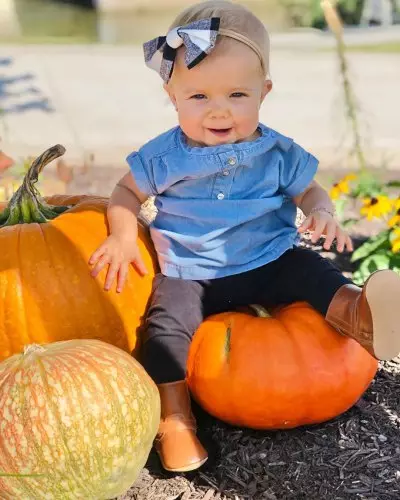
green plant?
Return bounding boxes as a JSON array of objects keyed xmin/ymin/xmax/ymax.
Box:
[
  {"xmin": 330, "ymin": 173, "xmax": 400, "ymax": 284},
  {"xmin": 280, "ymin": 0, "xmax": 365, "ymax": 28},
  {"xmin": 320, "ymin": 1, "xmax": 400, "ymax": 284}
]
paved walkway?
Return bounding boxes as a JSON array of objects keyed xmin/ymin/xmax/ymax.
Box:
[{"xmin": 1, "ymin": 28, "xmax": 400, "ymax": 170}]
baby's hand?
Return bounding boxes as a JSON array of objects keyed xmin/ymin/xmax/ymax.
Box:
[
  {"xmin": 298, "ymin": 210, "xmax": 353, "ymax": 253},
  {"xmin": 89, "ymin": 234, "xmax": 148, "ymax": 292}
]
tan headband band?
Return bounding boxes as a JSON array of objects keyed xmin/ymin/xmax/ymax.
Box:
[{"xmin": 218, "ymin": 28, "xmax": 266, "ymax": 73}]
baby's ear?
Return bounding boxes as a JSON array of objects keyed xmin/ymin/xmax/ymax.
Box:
[
  {"xmin": 261, "ymin": 79, "xmax": 273, "ymax": 103},
  {"xmin": 164, "ymin": 83, "xmax": 178, "ymax": 111}
]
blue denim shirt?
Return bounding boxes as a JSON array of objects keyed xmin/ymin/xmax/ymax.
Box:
[{"xmin": 127, "ymin": 123, "xmax": 318, "ymax": 279}]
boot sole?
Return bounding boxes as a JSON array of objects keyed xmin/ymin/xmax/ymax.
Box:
[
  {"xmin": 366, "ymin": 270, "xmax": 400, "ymax": 360},
  {"xmin": 161, "ymin": 456, "xmax": 208, "ymax": 472}
]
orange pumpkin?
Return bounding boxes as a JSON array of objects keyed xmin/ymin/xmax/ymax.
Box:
[
  {"xmin": 187, "ymin": 302, "xmax": 378, "ymax": 429},
  {"xmin": 0, "ymin": 339, "xmax": 160, "ymax": 498},
  {"xmin": 0, "ymin": 145, "xmax": 157, "ymax": 361}
]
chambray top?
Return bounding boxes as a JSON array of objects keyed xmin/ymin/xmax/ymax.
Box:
[{"xmin": 127, "ymin": 123, "xmax": 318, "ymax": 279}]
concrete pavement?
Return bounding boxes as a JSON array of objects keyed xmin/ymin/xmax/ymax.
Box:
[{"xmin": 1, "ymin": 29, "xmax": 400, "ymax": 171}]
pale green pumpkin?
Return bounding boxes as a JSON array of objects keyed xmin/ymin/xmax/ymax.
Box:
[{"xmin": 0, "ymin": 339, "xmax": 160, "ymax": 499}]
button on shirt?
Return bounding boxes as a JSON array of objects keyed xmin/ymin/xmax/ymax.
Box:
[{"xmin": 127, "ymin": 123, "xmax": 318, "ymax": 280}]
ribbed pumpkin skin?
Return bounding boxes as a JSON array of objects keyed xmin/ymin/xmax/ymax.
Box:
[
  {"xmin": 0, "ymin": 339, "xmax": 160, "ymax": 499},
  {"xmin": 187, "ymin": 302, "xmax": 378, "ymax": 430},
  {"xmin": 0, "ymin": 195, "xmax": 157, "ymax": 362}
]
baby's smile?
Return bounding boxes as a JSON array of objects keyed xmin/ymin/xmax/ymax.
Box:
[{"xmin": 207, "ymin": 127, "xmax": 233, "ymax": 137}]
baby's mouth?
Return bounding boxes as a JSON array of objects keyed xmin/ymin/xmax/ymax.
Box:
[{"xmin": 208, "ymin": 128, "xmax": 232, "ymax": 136}]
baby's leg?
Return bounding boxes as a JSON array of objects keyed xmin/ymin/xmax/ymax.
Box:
[
  {"xmin": 268, "ymin": 246, "xmax": 351, "ymax": 316},
  {"xmin": 269, "ymin": 246, "xmax": 400, "ymax": 360},
  {"xmin": 140, "ymin": 273, "xmax": 207, "ymax": 473},
  {"xmin": 141, "ymin": 273, "xmax": 205, "ymax": 383}
]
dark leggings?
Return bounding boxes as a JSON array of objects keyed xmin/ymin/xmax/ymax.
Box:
[{"xmin": 140, "ymin": 246, "xmax": 352, "ymax": 383}]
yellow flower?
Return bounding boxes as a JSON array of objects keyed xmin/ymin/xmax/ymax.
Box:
[
  {"xmin": 360, "ymin": 195, "xmax": 393, "ymax": 220},
  {"xmin": 391, "ymin": 227, "xmax": 400, "ymax": 253},
  {"xmin": 330, "ymin": 173, "xmax": 356, "ymax": 200},
  {"xmin": 389, "ymin": 207, "xmax": 400, "ymax": 227}
]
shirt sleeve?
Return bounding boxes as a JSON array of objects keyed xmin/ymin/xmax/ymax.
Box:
[
  {"xmin": 126, "ymin": 151, "xmax": 158, "ymax": 196},
  {"xmin": 279, "ymin": 143, "xmax": 319, "ymax": 198}
]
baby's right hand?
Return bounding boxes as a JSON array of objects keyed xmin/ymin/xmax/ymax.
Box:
[{"xmin": 89, "ymin": 234, "xmax": 148, "ymax": 293}]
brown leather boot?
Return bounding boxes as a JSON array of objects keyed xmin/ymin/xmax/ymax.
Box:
[
  {"xmin": 326, "ymin": 269, "xmax": 400, "ymax": 360},
  {"xmin": 155, "ymin": 380, "xmax": 208, "ymax": 472}
]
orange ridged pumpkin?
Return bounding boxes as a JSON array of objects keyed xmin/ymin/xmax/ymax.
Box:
[
  {"xmin": 0, "ymin": 339, "xmax": 160, "ymax": 498},
  {"xmin": 0, "ymin": 145, "xmax": 157, "ymax": 361},
  {"xmin": 187, "ymin": 302, "xmax": 378, "ymax": 429}
]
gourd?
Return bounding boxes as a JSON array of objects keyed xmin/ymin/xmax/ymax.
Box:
[{"xmin": 0, "ymin": 339, "xmax": 160, "ymax": 499}]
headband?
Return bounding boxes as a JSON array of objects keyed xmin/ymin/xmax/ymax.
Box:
[{"xmin": 143, "ymin": 17, "xmax": 264, "ymax": 83}]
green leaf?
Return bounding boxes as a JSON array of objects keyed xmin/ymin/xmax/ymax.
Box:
[
  {"xmin": 351, "ymin": 171, "xmax": 385, "ymax": 198},
  {"xmin": 389, "ymin": 253, "xmax": 400, "ymax": 271},
  {"xmin": 350, "ymin": 230, "xmax": 391, "ymax": 262},
  {"xmin": 341, "ymin": 217, "xmax": 359, "ymax": 229},
  {"xmin": 333, "ymin": 197, "xmax": 348, "ymax": 219},
  {"xmin": 352, "ymin": 251, "xmax": 391, "ymax": 284},
  {"xmin": 386, "ymin": 181, "xmax": 400, "ymax": 189}
]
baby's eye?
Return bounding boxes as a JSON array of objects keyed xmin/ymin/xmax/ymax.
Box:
[
  {"xmin": 190, "ymin": 94, "xmax": 206, "ymax": 100},
  {"xmin": 231, "ymin": 92, "xmax": 247, "ymax": 98}
]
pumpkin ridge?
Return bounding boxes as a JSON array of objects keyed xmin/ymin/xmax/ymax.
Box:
[
  {"xmin": 49, "ymin": 212, "xmax": 134, "ymax": 349},
  {"xmin": 0, "ymin": 372, "xmax": 40, "ymax": 498},
  {"xmin": 14, "ymin": 225, "xmax": 30, "ymax": 351},
  {"xmin": 76, "ymin": 348, "xmax": 126, "ymax": 482},
  {"xmin": 35, "ymin": 355, "xmax": 93, "ymax": 496},
  {"xmin": 279, "ymin": 313, "xmax": 314, "ymax": 421},
  {"xmin": 35, "ymin": 222, "xmax": 77, "ymax": 337},
  {"xmin": 61, "ymin": 350, "xmax": 110, "ymax": 486}
]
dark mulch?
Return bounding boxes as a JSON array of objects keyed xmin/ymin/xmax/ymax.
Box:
[
  {"xmin": 64, "ymin": 166, "xmax": 400, "ymax": 499},
  {"xmin": 124, "ymin": 366, "xmax": 400, "ymax": 500}
]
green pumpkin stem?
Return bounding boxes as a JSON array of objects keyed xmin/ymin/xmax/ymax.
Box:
[{"xmin": 0, "ymin": 145, "xmax": 71, "ymax": 228}]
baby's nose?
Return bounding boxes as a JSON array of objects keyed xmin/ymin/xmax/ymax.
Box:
[{"xmin": 209, "ymin": 102, "xmax": 230, "ymax": 118}]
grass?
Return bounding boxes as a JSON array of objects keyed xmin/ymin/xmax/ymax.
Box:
[{"xmin": 346, "ymin": 41, "xmax": 400, "ymax": 53}]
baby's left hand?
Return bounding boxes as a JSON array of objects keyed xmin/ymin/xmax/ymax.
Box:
[{"xmin": 298, "ymin": 210, "xmax": 353, "ymax": 253}]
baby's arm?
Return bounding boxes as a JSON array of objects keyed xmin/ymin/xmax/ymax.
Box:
[
  {"xmin": 293, "ymin": 180, "xmax": 353, "ymax": 253},
  {"xmin": 89, "ymin": 172, "xmax": 150, "ymax": 292}
]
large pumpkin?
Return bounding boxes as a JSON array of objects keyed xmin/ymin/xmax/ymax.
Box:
[
  {"xmin": 0, "ymin": 145, "xmax": 157, "ymax": 362},
  {"xmin": 0, "ymin": 339, "xmax": 160, "ymax": 498},
  {"xmin": 187, "ymin": 302, "xmax": 378, "ymax": 429}
]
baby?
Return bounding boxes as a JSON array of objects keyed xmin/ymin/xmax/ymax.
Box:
[{"xmin": 89, "ymin": 0, "xmax": 400, "ymax": 473}]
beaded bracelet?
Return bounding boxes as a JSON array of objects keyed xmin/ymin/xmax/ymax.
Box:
[{"xmin": 309, "ymin": 206, "xmax": 336, "ymax": 217}]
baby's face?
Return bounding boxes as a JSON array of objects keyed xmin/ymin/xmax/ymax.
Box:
[{"xmin": 165, "ymin": 39, "xmax": 272, "ymax": 147}]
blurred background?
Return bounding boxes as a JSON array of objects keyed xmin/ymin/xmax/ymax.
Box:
[{"xmin": 0, "ymin": 0, "xmax": 400, "ymax": 200}]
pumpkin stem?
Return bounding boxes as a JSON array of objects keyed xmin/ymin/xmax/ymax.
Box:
[
  {"xmin": 0, "ymin": 145, "xmax": 71, "ymax": 227},
  {"xmin": 224, "ymin": 325, "xmax": 232, "ymax": 360},
  {"xmin": 23, "ymin": 344, "xmax": 46, "ymax": 356},
  {"xmin": 247, "ymin": 304, "xmax": 271, "ymax": 318}
]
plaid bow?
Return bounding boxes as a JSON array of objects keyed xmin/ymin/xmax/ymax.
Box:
[{"xmin": 143, "ymin": 17, "xmax": 221, "ymax": 83}]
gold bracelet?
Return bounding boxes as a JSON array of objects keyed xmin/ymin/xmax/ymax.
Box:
[{"xmin": 309, "ymin": 207, "xmax": 336, "ymax": 217}]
